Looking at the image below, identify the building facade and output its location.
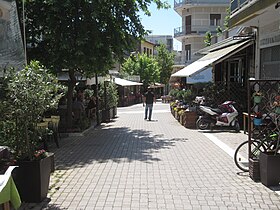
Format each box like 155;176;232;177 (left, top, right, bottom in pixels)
0;0;25;73
174;0;229;65
229;0;280;79
145;35;173;52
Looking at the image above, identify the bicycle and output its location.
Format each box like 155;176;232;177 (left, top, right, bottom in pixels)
234;132;279;172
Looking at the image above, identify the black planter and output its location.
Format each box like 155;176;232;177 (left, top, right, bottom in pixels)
260;152;280;187
101;109;110;122
13;153;53;203
112;106;117;118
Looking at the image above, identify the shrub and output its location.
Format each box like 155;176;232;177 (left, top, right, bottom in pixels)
0;61;65;160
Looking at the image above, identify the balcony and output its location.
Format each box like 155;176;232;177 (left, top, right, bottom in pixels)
174;0;229;9
230;0;250;13
229;0;276;28
174;25;219;38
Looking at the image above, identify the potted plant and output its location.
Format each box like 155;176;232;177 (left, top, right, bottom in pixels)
0;61;65;202
107;81;118;118
259;150;280;187
252;91;263;104
259;94;280;187
178;109;185;124
98;81;118;122
253;112;262;126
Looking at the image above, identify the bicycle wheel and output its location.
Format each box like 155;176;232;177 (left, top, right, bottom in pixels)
234;140;266;172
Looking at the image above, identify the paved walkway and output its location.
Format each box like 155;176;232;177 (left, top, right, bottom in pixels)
23;102;280;209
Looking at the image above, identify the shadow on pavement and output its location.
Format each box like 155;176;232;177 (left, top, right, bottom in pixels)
19;198;68;210
52;124;189;171
198;130;240;134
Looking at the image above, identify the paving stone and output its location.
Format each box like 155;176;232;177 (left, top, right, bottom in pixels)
20;102;280;210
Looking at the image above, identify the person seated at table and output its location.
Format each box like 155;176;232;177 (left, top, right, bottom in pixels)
72;95;85;124
86;96;96;118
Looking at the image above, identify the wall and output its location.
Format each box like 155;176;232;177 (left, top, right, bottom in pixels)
0;0;25;73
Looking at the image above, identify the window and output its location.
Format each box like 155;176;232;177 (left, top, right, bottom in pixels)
210;14;221;26
228;59;242;83
185;44;191;61
260;46;280;79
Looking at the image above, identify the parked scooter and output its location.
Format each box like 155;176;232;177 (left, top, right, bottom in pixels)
196;101;240;132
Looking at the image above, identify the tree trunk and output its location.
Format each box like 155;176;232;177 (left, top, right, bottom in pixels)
95;73;100;125
66;69;76;130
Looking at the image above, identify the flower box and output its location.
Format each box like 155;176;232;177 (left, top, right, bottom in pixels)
184;111;197;129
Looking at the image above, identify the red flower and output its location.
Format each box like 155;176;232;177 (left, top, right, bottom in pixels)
254;112;262;119
34;149;47;160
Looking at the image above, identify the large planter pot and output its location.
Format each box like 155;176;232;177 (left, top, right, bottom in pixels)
174;111;179;120
184;111;197;129
112;106;117;118
13;153;53;203
101;109;110;122
109;108;114;119
259;152;280;187
249;158;260;181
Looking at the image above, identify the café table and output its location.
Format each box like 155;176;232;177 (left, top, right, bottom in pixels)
0;166;21;210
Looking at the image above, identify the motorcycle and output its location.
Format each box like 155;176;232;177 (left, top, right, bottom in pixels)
196;101;240;132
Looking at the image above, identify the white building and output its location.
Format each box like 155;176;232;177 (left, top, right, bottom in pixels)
145;35;173;52
174;0;229;66
229;0;280;79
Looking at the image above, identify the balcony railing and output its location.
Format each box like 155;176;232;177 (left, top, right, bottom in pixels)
174;25;220;38
174;0;229;8
230;0;251;13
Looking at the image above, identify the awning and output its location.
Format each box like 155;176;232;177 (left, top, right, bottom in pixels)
149;83;165;88
114;78;142;86
171;40;253;77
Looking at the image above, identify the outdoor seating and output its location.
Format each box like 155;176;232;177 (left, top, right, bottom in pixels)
50;116;61;148
37;116;61;150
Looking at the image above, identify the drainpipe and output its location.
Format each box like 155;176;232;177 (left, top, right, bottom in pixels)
251;26;260;80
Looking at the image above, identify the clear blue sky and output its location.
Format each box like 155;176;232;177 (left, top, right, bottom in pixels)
139;0;182;51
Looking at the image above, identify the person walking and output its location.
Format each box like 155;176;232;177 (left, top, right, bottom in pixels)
143;87;156;121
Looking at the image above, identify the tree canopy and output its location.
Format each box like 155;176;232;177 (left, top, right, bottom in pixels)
121;53;160;88
18;0;169;76
17;0;169;127
155;44;174;84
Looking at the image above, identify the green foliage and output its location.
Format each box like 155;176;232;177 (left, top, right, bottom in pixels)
175;90;185;101
169;88;194;104
204;31;213;47
0;61;65;160
17;0;169;128
99;81;118;110
169;89;179;98
107;82;119;108
18;0;169;76
216;26;223;36
121;53;160;88
155;44;175;84
224;7;231;30
121;56;138;76
182;89;194;104
84;89;95;99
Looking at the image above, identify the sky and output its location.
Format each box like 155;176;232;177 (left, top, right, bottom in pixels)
139;0;182;51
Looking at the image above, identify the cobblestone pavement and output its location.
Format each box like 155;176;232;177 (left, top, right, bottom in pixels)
21;102;280;210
